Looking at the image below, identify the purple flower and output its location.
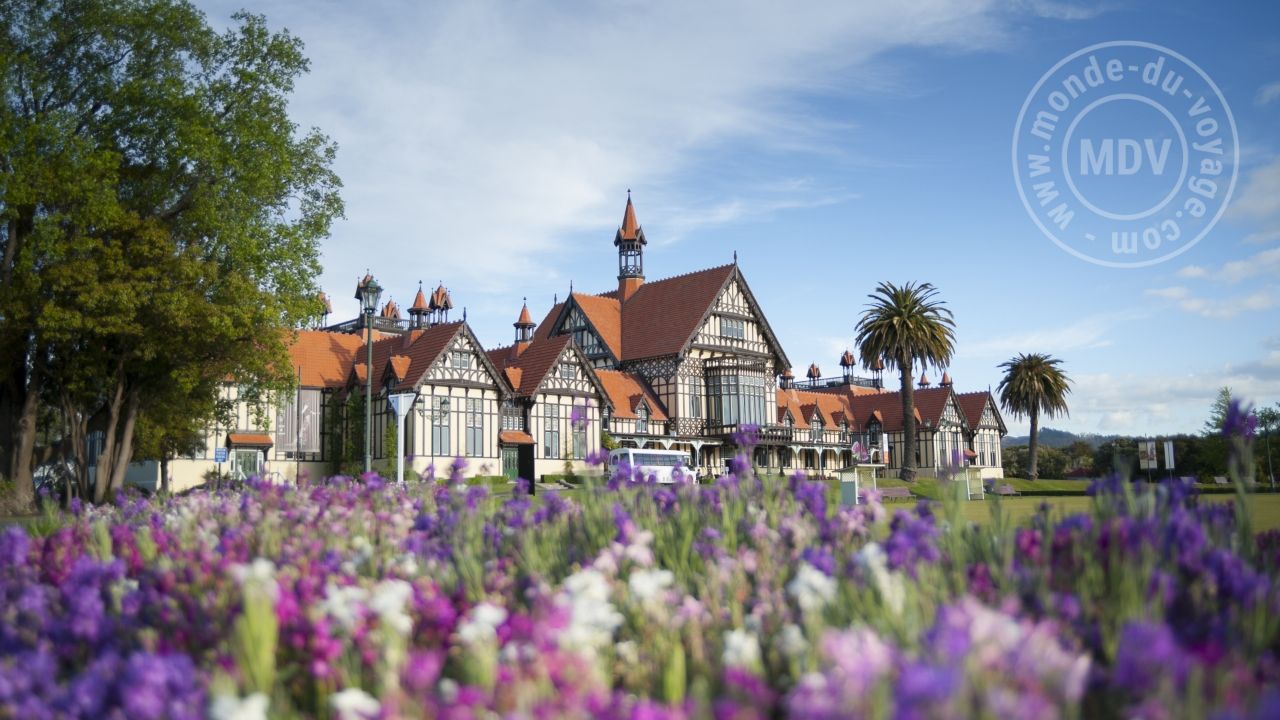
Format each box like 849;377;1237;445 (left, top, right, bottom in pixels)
1113;622;1191;694
1222;399;1258;440
883;509;940;577
731;424;760;450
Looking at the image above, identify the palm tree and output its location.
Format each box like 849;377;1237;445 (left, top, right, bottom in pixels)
855;282;955;481
997;353;1072;480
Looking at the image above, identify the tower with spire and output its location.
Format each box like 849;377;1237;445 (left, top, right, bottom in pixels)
513;298;535;356
615;191;646;302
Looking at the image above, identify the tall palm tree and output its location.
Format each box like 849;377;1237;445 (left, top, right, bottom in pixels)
997;353;1072;480
855;282;955;481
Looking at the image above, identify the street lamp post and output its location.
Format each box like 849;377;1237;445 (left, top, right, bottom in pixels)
356;276;382;475
387;392;417;483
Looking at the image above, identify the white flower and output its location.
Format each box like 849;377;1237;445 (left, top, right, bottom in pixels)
209;692;269;720
615;640;640;665
558;568;622;657
320;583;369;633
230;558;278;601
330;687;380;720
368;579;414;636
787;563;837;613
628;568;674;604
858;543;905;616
779;624;809;658
722;629;762;670
457;602;508;645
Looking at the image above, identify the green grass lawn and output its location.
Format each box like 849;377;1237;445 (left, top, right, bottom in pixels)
939;494;1280;531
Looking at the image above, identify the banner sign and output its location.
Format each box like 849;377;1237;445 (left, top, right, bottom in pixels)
1163;440;1175;470
1139;440;1158;470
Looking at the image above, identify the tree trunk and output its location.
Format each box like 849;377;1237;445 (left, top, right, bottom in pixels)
1028;408;1040;481
6;358;41;512
93;373;127;503
104;391;140;501
161;453;170;495
899;355;917;482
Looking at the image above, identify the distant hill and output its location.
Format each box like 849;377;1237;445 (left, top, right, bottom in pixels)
1001;427;1122;449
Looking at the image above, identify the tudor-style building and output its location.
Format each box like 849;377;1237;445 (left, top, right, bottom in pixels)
122;193;1004;490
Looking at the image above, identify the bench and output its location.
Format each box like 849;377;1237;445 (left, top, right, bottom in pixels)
877;486;914;501
1213;476;1230;486
994;483;1020;496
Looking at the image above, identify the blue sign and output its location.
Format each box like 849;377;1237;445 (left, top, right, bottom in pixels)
215;448;228;463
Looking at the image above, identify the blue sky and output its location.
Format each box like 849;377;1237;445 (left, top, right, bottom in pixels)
197;0;1280;437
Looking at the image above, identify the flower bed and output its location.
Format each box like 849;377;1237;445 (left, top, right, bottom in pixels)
2;431;1279;718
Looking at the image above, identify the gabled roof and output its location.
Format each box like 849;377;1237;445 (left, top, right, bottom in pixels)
956;391;1007;434
487;335;609;401
776;387;854;431
490;335;572;395
596;370;668;421
844;386;958;433
618;264;736;361
287;330;365;389
532;264;788;368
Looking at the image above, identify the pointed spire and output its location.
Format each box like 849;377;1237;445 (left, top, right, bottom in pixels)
615;192;645;246
516;298;534;327
807;363;821;380
919;371;931;387
941;371;952;387
410;281;429;312
839;350;855;367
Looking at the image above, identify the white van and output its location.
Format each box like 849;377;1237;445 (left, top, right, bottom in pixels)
608;448;698;484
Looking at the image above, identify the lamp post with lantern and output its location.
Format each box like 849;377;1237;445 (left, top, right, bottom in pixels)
356;275;382;475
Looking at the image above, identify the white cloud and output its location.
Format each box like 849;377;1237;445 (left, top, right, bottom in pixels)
1176;265;1208;279
1245;229;1280;245
1257;80;1280;106
1229;156;1280;221
1013;358;1280;436
958;311;1136;359
1219;247;1280;283
1145;285;1278;319
193;0;1080;319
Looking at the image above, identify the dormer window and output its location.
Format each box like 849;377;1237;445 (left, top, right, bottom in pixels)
451;350;471;369
811;418;823;443
560;362;575;379
637;404;649;434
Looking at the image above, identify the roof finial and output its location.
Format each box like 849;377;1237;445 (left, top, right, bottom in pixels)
733;250;738;264
569;279;573;294
463;307;467;322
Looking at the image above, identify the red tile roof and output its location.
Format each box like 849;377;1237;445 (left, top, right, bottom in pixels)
288;331;365;389
956;391;1005;433
227;433;273;447
499;430;535;445
620;264;736;360
776;388;855;430
844;386;955;433
497;335;573;396
596;369;668;420
572;293;622;358
530;264;788;367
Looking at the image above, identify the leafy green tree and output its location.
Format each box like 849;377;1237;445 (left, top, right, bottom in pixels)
1199;387;1235;475
997;353;1072;480
1258;404;1279;489
854;282;955;481
0;0;342;506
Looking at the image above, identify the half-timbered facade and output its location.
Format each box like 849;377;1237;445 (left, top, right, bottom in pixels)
486;311;609;480
129;193;1004;488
